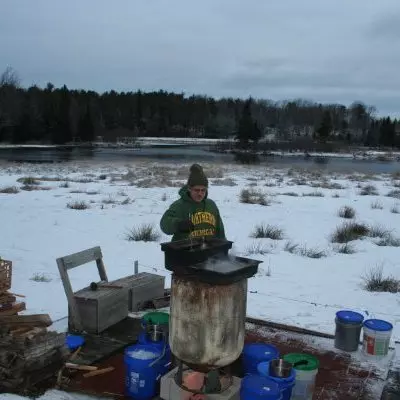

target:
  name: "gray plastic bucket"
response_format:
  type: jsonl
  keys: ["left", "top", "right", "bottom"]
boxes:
{"left": 334, "top": 310, "right": 364, "bottom": 352}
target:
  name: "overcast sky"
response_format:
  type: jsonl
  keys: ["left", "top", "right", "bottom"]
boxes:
{"left": 1, "top": 0, "right": 399, "bottom": 117}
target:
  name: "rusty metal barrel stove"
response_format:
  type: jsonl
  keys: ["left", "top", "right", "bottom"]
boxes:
{"left": 160, "top": 237, "right": 261, "bottom": 373}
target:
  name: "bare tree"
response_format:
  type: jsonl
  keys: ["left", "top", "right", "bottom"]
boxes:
{"left": 0, "top": 66, "right": 20, "bottom": 88}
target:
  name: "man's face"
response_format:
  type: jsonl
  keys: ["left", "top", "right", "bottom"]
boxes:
{"left": 189, "top": 185, "right": 207, "bottom": 202}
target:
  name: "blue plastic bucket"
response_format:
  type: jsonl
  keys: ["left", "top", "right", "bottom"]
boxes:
{"left": 138, "top": 332, "right": 171, "bottom": 376}
{"left": 257, "top": 361, "right": 296, "bottom": 400}
{"left": 240, "top": 374, "right": 282, "bottom": 399}
{"left": 242, "top": 343, "right": 280, "bottom": 375}
{"left": 124, "top": 343, "right": 162, "bottom": 399}
{"left": 65, "top": 334, "right": 85, "bottom": 351}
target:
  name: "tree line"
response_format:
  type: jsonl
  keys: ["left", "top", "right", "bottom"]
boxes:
{"left": 0, "top": 67, "right": 398, "bottom": 148}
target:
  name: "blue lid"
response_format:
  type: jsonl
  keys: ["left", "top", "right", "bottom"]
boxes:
{"left": 243, "top": 343, "right": 279, "bottom": 361}
{"left": 363, "top": 319, "right": 393, "bottom": 332}
{"left": 66, "top": 334, "right": 85, "bottom": 350}
{"left": 336, "top": 310, "right": 364, "bottom": 324}
{"left": 241, "top": 375, "right": 280, "bottom": 397}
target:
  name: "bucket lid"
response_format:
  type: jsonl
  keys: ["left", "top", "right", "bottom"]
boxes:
{"left": 142, "top": 311, "right": 169, "bottom": 325}
{"left": 65, "top": 334, "right": 85, "bottom": 350}
{"left": 243, "top": 343, "right": 279, "bottom": 361}
{"left": 241, "top": 375, "right": 281, "bottom": 397}
{"left": 363, "top": 319, "right": 393, "bottom": 332}
{"left": 336, "top": 310, "right": 364, "bottom": 324}
{"left": 282, "top": 353, "right": 319, "bottom": 371}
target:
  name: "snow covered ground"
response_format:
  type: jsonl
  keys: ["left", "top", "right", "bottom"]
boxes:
{"left": 1, "top": 159, "right": 399, "bottom": 344}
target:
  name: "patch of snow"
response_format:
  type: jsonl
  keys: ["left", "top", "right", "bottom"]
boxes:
{"left": 0, "top": 160, "right": 399, "bottom": 351}
{"left": 0, "top": 390, "right": 110, "bottom": 400}
{"left": 126, "top": 349, "right": 160, "bottom": 360}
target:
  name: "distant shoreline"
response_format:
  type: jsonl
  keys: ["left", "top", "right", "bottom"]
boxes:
{"left": 1, "top": 138, "right": 400, "bottom": 162}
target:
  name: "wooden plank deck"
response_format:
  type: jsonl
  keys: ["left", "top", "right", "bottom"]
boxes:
{"left": 70, "top": 317, "right": 142, "bottom": 366}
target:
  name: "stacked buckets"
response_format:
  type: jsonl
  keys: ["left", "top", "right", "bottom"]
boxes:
{"left": 334, "top": 310, "right": 393, "bottom": 357}
{"left": 124, "top": 311, "right": 171, "bottom": 399}
{"left": 240, "top": 343, "right": 320, "bottom": 400}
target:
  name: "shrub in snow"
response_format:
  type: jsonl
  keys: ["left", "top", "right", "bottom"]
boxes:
{"left": 297, "top": 245, "right": 327, "bottom": 259}
{"left": 239, "top": 188, "right": 270, "bottom": 206}
{"left": 211, "top": 178, "right": 237, "bottom": 186}
{"left": 0, "top": 186, "right": 19, "bottom": 194}
{"left": 284, "top": 241, "right": 299, "bottom": 254}
{"left": 370, "top": 200, "right": 383, "bottom": 210}
{"left": 21, "top": 185, "right": 51, "bottom": 191}
{"left": 390, "top": 204, "right": 400, "bottom": 214}
{"left": 125, "top": 224, "right": 160, "bottom": 242}
{"left": 338, "top": 206, "right": 356, "bottom": 219}
{"left": 331, "top": 222, "right": 369, "bottom": 243}
{"left": 362, "top": 266, "right": 399, "bottom": 293}
{"left": 30, "top": 273, "right": 52, "bottom": 282}
{"left": 334, "top": 243, "right": 357, "bottom": 254}
{"left": 281, "top": 192, "right": 299, "bottom": 197}
{"left": 102, "top": 194, "right": 117, "bottom": 204}
{"left": 368, "top": 224, "right": 391, "bottom": 239}
{"left": 302, "top": 191, "right": 324, "bottom": 197}
{"left": 250, "top": 224, "right": 284, "bottom": 240}
{"left": 386, "top": 189, "right": 400, "bottom": 199}
{"left": 375, "top": 234, "right": 400, "bottom": 247}
{"left": 67, "top": 200, "right": 90, "bottom": 210}
{"left": 284, "top": 241, "right": 326, "bottom": 258}
{"left": 120, "top": 197, "right": 131, "bottom": 205}
{"left": 359, "top": 184, "right": 378, "bottom": 196}
{"left": 245, "top": 241, "right": 274, "bottom": 256}
{"left": 17, "top": 177, "right": 39, "bottom": 185}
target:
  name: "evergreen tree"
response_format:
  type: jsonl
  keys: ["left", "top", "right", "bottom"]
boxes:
{"left": 316, "top": 110, "right": 332, "bottom": 141}
{"left": 52, "top": 85, "right": 73, "bottom": 144}
{"left": 78, "top": 104, "right": 95, "bottom": 142}
{"left": 236, "top": 98, "right": 261, "bottom": 149}
{"left": 379, "top": 117, "right": 395, "bottom": 147}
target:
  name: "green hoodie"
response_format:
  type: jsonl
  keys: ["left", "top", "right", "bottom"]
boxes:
{"left": 160, "top": 186, "right": 226, "bottom": 241}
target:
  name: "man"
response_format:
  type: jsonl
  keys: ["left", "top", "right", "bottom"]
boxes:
{"left": 160, "top": 164, "right": 225, "bottom": 241}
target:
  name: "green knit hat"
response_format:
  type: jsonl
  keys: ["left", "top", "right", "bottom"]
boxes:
{"left": 187, "top": 164, "right": 208, "bottom": 187}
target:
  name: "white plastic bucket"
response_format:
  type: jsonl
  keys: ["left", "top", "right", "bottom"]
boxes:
{"left": 362, "top": 319, "right": 393, "bottom": 357}
{"left": 282, "top": 353, "right": 319, "bottom": 400}
{"left": 292, "top": 369, "right": 318, "bottom": 400}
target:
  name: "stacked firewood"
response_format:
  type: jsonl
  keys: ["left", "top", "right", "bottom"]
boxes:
{"left": 0, "top": 259, "right": 26, "bottom": 316}
{"left": 0, "top": 259, "right": 68, "bottom": 392}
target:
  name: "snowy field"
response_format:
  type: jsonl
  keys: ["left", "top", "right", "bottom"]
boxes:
{"left": 1, "top": 159, "right": 400, "bottom": 346}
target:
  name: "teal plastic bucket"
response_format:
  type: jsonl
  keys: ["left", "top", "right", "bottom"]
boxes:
{"left": 257, "top": 361, "right": 296, "bottom": 400}
{"left": 124, "top": 343, "right": 162, "bottom": 399}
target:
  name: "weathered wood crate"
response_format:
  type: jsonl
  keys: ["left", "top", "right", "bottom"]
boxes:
{"left": 111, "top": 272, "right": 165, "bottom": 312}
{"left": 0, "top": 259, "right": 12, "bottom": 293}
{"left": 73, "top": 285, "right": 129, "bottom": 334}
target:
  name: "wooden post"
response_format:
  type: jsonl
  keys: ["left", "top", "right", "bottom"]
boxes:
{"left": 134, "top": 260, "right": 139, "bottom": 275}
